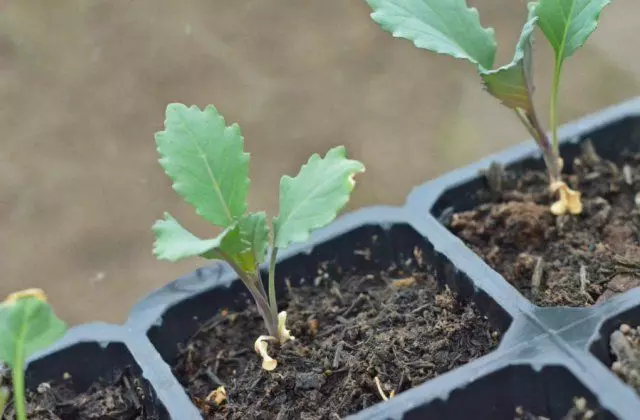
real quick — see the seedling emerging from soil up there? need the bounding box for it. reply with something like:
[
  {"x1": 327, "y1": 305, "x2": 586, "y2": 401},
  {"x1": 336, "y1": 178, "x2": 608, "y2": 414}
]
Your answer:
[
  {"x1": 366, "y1": 0, "x2": 612, "y2": 215},
  {"x1": 153, "y1": 104, "x2": 364, "y2": 370},
  {"x1": 0, "y1": 288, "x2": 67, "y2": 420}
]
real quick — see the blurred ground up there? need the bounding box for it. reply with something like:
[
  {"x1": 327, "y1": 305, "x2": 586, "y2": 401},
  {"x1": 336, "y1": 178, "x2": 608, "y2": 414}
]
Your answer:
[{"x1": 1, "y1": 0, "x2": 637, "y2": 324}]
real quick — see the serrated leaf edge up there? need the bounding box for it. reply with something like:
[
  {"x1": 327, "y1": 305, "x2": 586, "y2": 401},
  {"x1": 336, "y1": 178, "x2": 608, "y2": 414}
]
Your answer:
[
  {"x1": 367, "y1": 0, "x2": 497, "y2": 71},
  {"x1": 155, "y1": 103, "x2": 251, "y2": 228},
  {"x1": 273, "y1": 146, "x2": 364, "y2": 249}
]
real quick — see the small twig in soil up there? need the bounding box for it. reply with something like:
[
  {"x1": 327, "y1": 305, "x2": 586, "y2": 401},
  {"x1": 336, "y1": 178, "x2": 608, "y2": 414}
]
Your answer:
[
  {"x1": 248, "y1": 376, "x2": 263, "y2": 391},
  {"x1": 531, "y1": 257, "x2": 544, "y2": 296},
  {"x1": 212, "y1": 350, "x2": 224, "y2": 374},
  {"x1": 582, "y1": 140, "x2": 600, "y2": 166},
  {"x1": 330, "y1": 283, "x2": 345, "y2": 305},
  {"x1": 578, "y1": 265, "x2": 594, "y2": 303},
  {"x1": 342, "y1": 294, "x2": 368, "y2": 317},
  {"x1": 333, "y1": 341, "x2": 344, "y2": 369},
  {"x1": 373, "y1": 376, "x2": 394, "y2": 401},
  {"x1": 483, "y1": 161, "x2": 505, "y2": 195},
  {"x1": 194, "y1": 368, "x2": 226, "y2": 388},
  {"x1": 624, "y1": 164, "x2": 634, "y2": 185},
  {"x1": 394, "y1": 371, "x2": 405, "y2": 396},
  {"x1": 318, "y1": 324, "x2": 346, "y2": 338},
  {"x1": 121, "y1": 373, "x2": 142, "y2": 411}
]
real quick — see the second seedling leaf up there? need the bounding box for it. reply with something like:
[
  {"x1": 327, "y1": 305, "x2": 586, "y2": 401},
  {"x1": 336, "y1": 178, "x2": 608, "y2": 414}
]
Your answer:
[{"x1": 273, "y1": 146, "x2": 365, "y2": 249}]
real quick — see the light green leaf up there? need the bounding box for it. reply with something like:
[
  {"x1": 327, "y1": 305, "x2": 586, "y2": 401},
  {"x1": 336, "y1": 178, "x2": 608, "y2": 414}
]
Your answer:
[
  {"x1": 273, "y1": 146, "x2": 364, "y2": 249},
  {"x1": 536, "y1": 0, "x2": 611, "y2": 61},
  {"x1": 0, "y1": 387, "x2": 7, "y2": 417},
  {"x1": 481, "y1": 8, "x2": 538, "y2": 111},
  {"x1": 156, "y1": 104, "x2": 250, "y2": 228},
  {"x1": 152, "y1": 213, "x2": 247, "y2": 262},
  {"x1": 239, "y1": 212, "x2": 270, "y2": 265},
  {"x1": 366, "y1": 0, "x2": 497, "y2": 71},
  {"x1": 233, "y1": 212, "x2": 270, "y2": 273},
  {"x1": 0, "y1": 295, "x2": 66, "y2": 368}
]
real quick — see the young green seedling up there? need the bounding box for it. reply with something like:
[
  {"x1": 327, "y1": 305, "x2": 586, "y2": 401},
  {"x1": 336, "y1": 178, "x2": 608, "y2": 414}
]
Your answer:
[
  {"x1": 153, "y1": 103, "x2": 365, "y2": 370},
  {"x1": 0, "y1": 386, "x2": 8, "y2": 418},
  {"x1": 0, "y1": 288, "x2": 67, "y2": 420},
  {"x1": 366, "y1": 0, "x2": 612, "y2": 215}
]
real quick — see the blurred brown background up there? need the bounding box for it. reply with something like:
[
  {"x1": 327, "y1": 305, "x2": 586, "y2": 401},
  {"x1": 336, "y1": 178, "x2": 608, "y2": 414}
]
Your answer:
[{"x1": 1, "y1": 0, "x2": 636, "y2": 324}]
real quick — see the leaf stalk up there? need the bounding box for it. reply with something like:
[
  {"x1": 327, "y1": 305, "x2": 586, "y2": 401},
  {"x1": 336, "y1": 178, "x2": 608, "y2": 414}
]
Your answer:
[
  {"x1": 550, "y1": 59, "x2": 563, "y2": 155},
  {"x1": 267, "y1": 248, "x2": 279, "y2": 319},
  {"x1": 12, "y1": 331, "x2": 27, "y2": 420}
]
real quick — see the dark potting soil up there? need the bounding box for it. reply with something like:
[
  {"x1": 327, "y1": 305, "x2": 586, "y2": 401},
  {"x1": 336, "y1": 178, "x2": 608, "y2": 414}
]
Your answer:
[
  {"x1": 609, "y1": 323, "x2": 640, "y2": 396},
  {"x1": 173, "y1": 247, "x2": 499, "y2": 419},
  {"x1": 1, "y1": 367, "x2": 161, "y2": 420},
  {"x1": 449, "y1": 141, "x2": 640, "y2": 307},
  {"x1": 515, "y1": 397, "x2": 601, "y2": 420}
]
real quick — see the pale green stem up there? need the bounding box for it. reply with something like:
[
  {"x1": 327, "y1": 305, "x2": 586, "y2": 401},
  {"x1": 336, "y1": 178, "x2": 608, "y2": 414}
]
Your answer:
[
  {"x1": 0, "y1": 387, "x2": 8, "y2": 418},
  {"x1": 12, "y1": 343, "x2": 26, "y2": 420},
  {"x1": 268, "y1": 248, "x2": 279, "y2": 317},
  {"x1": 550, "y1": 59, "x2": 563, "y2": 155},
  {"x1": 217, "y1": 251, "x2": 278, "y2": 337},
  {"x1": 514, "y1": 109, "x2": 561, "y2": 183}
]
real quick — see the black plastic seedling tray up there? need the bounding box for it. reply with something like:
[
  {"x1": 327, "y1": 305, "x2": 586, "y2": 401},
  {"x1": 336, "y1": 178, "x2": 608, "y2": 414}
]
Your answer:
[{"x1": 21, "y1": 97, "x2": 640, "y2": 419}]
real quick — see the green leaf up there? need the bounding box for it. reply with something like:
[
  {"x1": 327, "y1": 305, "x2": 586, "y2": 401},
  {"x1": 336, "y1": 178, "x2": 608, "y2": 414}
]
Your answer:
[
  {"x1": 152, "y1": 213, "x2": 247, "y2": 262},
  {"x1": 0, "y1": 387, "x2": 7, "y2": 417},
  {"x1": 536, "y1": 0, "x2": 611, "y2": 61},
  {"x1": 0, "y1": 295, "x2": 66, "y2": 368},
  {"x1": 156, "y1": 104, "x2": 250, "y2": 228},
  {"x1": 273, "y1": 146, "x2": 364, "y2": 249},
  {"x1": 234, "y1": 212, "x2": 270, "y2": 273},
  {"x1": 481, "y1": 8, "x2": 538, "y2": 111},
  {"x1": 366, "y1": 0, "x2": 497, "y2": 71}
]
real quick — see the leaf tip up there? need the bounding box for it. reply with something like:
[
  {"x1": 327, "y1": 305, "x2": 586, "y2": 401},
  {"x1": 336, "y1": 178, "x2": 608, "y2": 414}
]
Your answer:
[{"x1": 4, "y1": 288, "x2": 48, "y2": 305}]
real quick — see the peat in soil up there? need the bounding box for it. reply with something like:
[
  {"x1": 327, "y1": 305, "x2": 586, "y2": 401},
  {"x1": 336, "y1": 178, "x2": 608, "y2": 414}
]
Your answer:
[
  {"x1": 449, "y1": 141, "x2": 640, "y2": 307},
  {"x1": 173, "y1": 245, "x2": 499, "y2": 419},
  {"x1": 610, "y1": 323, "x2": 640, "y2": 396},
  {"x1": 1, "y1": 366, "x2": 161, "y2": 419}
]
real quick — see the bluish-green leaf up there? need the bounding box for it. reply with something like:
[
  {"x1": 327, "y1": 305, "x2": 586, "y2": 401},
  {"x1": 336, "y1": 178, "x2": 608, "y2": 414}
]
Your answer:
[
  {"x1": 481, "y1": 8, "x2": 538, "y2": 111},
  {"x1": 152, "y1": 213, "x2": 247, "y2": 262},
  {"x1": 367, "y1": 0, "x2": 497, "y2": 71},
  {"x1": 0, "y1": 293, "x2": 66, "y2": 369},
  {"x1": 156, "y1": 104, "x2": 250, "y2": 228},
  {"x1": 273, "y1": 146, "x2": 364, "y2": 249},
  {"x1": 536, "y1": 0, "x2": 611, "y2": 61}
]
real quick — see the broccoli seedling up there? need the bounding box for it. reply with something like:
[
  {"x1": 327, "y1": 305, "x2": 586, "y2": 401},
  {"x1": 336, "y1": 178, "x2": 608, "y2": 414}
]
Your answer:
[
  {"x1": 153, "y1": 103, "x2": 364, "y2": 370},
  {"x1": 366, "y1": 0, "x2": 612, "y2": 215},
  {"x1": 0, "y1": 288, "x2": 67, "y2": 420}
]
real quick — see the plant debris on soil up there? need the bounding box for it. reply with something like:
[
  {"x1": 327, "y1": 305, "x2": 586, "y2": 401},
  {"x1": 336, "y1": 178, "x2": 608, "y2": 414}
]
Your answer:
[
  {"x1": 173, "y1": 246, "x2": 499, "y2": 419},
  {"x1": 515, "y1": 397, "x2": 599, "y2": 420},
  {"x1": 610, "y1": 323, "x2": 640, "y2": 395},
  {"x1": 0, "y1": 367, "x2": 161, "y2": 420},
  {"x1": 449, "y1": 141, "x2": 640, "y2": 307}
]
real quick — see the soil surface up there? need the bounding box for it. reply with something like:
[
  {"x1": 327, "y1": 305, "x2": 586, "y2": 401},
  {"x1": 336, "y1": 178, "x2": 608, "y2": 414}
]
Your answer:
[
  {"x1": 449, "y1": 142, "x2": 640, "y2": 307},
  {"x1": 516, "y1": 397, "x2": 600, "y2": 419},
  {"x1": 1, "y1": 367, "x2": 161, "y2": 420},
  {"x1": 173, "y1": 247, "x2": 499, "y2": 419},
  {"x1": 609, "y1": 323, "x2": 640, "y2": 395}
]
